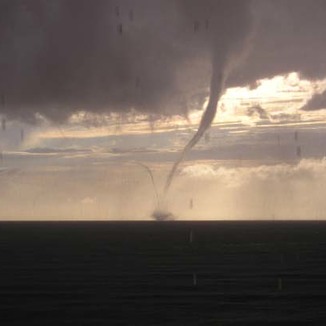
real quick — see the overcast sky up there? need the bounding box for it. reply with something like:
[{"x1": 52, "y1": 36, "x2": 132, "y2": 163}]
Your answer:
[{"x1": 1, "y1": 0, "x2": 326, "y2": 220}]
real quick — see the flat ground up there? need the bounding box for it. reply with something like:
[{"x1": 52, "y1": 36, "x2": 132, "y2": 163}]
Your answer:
[{"x1": 1, "y1": 221, "x2": 326, "y2": 325}]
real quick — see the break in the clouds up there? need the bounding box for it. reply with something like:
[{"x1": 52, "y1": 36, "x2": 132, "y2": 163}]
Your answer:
[{"x1": 2, "y1": 0, "x2": 326, "y2": 123}]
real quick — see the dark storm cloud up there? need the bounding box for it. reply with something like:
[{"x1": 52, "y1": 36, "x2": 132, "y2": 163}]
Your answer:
[
  {"x1": 1, "y1": 0, "x2": 326, "y2": 123},
  {"x1": 229, "y1": 0, "x2": 326, "y2": 85},
  {"x1": 301, "y1": 91, "x2": 326, "y2": 111},
  {"x1": 0, "y1": 0, "x2": 253, "y2": 122}
]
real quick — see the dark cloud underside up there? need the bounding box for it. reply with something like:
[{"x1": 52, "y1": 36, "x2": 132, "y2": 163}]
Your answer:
[
  {"x1": 1, "y1": 0, "x2": 326, "y2": 122},
  {"x1": 302, "y1": 91, "x2": 326, "y2": 111}
]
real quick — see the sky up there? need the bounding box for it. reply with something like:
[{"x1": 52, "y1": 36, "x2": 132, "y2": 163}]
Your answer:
[{"x1": 1, "y1": 0, "x2": 326, "y2": 220}]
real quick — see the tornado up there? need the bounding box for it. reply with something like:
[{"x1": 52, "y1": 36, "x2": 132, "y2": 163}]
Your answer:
[
  {"x1": 164, "y1": 67, "x2": 226, "y2": 194},
  {"x1": 161, "y1": 0, "x2": 254, "y2": 198}
]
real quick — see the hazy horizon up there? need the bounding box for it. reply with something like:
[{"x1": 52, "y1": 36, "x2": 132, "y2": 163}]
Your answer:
[{"x1": 1, "y1": 1, "x2": 326, "y2": 220}]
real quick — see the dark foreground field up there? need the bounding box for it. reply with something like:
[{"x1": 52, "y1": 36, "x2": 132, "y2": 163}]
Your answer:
[{"x1": 1, "y1": 221, "x2": 326, "y2": 325}]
